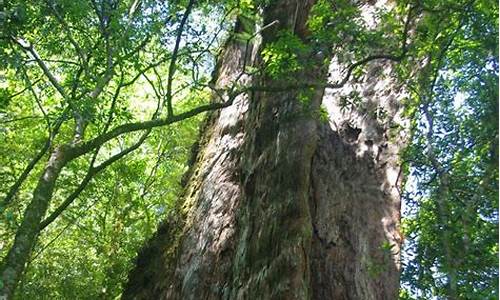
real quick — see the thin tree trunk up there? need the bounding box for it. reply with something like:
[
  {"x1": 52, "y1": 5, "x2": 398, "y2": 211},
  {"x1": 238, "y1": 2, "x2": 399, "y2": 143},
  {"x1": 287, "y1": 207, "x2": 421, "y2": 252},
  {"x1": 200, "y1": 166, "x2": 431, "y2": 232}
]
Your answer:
[
  {"x1": 0, "y1": 146, "x2": 70, "y2": 299},
  {"x1": 123, "y1": 1, "x2": 406, "y2": 299}
]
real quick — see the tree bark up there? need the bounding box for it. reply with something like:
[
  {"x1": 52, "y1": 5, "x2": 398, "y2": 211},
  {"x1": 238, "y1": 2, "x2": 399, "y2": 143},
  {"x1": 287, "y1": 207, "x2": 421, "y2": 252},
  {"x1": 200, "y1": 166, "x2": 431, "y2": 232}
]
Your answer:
[{"x1": 123, "y1": 1, "x2": 406, "y2": 299}]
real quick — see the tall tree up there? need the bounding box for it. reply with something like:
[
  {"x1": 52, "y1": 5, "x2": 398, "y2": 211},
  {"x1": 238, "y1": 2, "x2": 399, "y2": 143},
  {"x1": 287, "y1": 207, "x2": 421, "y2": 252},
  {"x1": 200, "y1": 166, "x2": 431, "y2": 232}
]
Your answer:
[
  {"x1": 123, "y1": 0, "x2": 414, "y2": 298},
  {"x1": 0, "y1": 0, "x2": 496, "y2": 299}
]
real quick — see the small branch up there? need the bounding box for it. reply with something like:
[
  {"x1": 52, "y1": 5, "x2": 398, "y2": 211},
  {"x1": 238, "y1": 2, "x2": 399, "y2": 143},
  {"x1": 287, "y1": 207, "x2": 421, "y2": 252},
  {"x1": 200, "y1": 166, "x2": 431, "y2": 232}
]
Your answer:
[
  {"x1": 70, "y1": 65, "x2": 86, "y2": 100},
  {"x1": 30, "y1": 195, "x2": 101, "y2": 264},
  {"x1": 13, "y1": 37, "x2": 87, "y2": 135},
  {"x1": 101, "y1": 71, "x2": 125, "y2": 134},
  {"x1": 23, "y1": 58, "x2": 80, "y2": 66},
  {"x1": 165, "y1": 0, "x2": 196, "y2": 117},
  {"x1": 122, "y1": 48, "x2": 207, "y2": 89},
  {"x1": 0, "y1": 115, "x2": 45, "y2": 124},
  {"x1": 325, "y1": 53, "x2": 404, "y2": 89},
  {"x1": 88, "y1": 0, "x2": 116, "y2": 100},
  {"x1": 143, "y1": 73, "x2": 164, "y2": 116},
  {"x1": 3, "y1": 78, "x2": 42, "y2": 99},
  {"x1": 13, "y1": 38, "x2": 69, "y2": 100},
  {"x1": 117, "y1": 34, "x2": 151, "y2": 65},
  {"x1": 89, "y1": 48, "x2": 114, "y2": 100},
  {"x1": 122, "y1": 55, "x2": 172, "y2": 87},
  {"x1": 45, "y1": 0, "x2": 88, "y2": 72},
  {"x1": 128, "y1": 0, "x2": 141, "y2": 19},
  {"x1": 21, "y1": 67, "x2": 51, "y2": 130}
]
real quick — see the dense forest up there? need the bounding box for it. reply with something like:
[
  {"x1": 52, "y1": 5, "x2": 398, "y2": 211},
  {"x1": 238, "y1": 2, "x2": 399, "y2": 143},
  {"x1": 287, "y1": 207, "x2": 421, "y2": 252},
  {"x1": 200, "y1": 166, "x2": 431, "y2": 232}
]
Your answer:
[{"x1": 0, "y1": 0, "x2": 497, "y2": 299}]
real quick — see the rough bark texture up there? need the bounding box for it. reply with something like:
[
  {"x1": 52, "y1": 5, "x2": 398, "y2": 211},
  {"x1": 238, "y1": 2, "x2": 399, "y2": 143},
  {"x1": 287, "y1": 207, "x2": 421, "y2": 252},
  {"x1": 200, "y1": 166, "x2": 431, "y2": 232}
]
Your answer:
[
  {"x1": 310, "y1": 58, "x2": 407, "y2": 299},
  {"x1": 123, "y1": 1, "x2": 406, "y2": 299}
]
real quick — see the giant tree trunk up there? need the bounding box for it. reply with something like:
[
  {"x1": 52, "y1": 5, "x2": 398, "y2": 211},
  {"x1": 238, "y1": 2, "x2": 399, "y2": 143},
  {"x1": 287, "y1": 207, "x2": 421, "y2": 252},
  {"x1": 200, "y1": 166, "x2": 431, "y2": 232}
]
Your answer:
[{"x1": 123, "y1": 1, "x2": 406, "y2": 299}]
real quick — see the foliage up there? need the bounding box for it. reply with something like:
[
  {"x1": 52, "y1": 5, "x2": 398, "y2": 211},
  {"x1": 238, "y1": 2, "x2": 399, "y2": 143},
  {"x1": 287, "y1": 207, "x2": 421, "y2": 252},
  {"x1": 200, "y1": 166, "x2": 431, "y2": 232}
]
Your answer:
[
  {"x1": 308, "y1": 0, "x2": 363, "y2": 45},
  {"x1": 16, "y1": 117, "x2": 201, "y2": 299},
  {"x1": 318, "y1": 104, "x2": 329, "y2": 124},
  {"x1": 399, "y1": 0, "x2": 499, "y2": 298},
  {"x1": 261, "y1": 30, "x2": 309, "y2": 79}
]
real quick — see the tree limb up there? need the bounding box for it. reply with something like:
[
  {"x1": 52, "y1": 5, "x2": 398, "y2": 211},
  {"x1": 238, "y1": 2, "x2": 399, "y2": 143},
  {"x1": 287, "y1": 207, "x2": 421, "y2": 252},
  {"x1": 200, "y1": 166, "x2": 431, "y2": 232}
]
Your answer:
[
  {"x1": 13, "y1": 38, "x2": 69, "y2": 101},
  {"x1": 39, "y1": 130, "x2": 151, "y2": 230},
  {"x1": 73, "y1": 97, "x2": 235, "y2": 158},
  {"x1": 165, "y1": 0, "x2": 196, "y2": 117}
]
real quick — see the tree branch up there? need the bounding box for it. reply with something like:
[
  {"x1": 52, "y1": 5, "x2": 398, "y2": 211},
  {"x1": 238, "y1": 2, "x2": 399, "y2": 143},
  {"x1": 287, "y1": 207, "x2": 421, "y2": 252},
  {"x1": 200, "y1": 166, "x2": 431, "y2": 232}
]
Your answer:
[
  {"x1": 45, "y1": 0, "x2": 88, "y2": 73},
  {"x1": 73, "y1": 97, "x2": 235, "y2": 158},
  {"x1": 165, "y1": 0, "x2": 196, "y2": 117},
  {"x1": 21, "y1": 67, "x2": 51, "y2": 130},
  {"x1": 242, "y1": 53, "x2": 404, "y2": 93},
  {"x1": 39, "y1": 130, "x2": 151, "y2": 230},
  {"x1": 13, "y1": 38, "x2": 69, "y2": 100},
  {"x1": 3, "y1": 78, "x2": 42, "y2": 99},
  {"x1": 242, "y1": 4, "x2": 416, "y2": 93},
  {"x1": 0, "y1": 115, "x2": 46, "y2": 124}
]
